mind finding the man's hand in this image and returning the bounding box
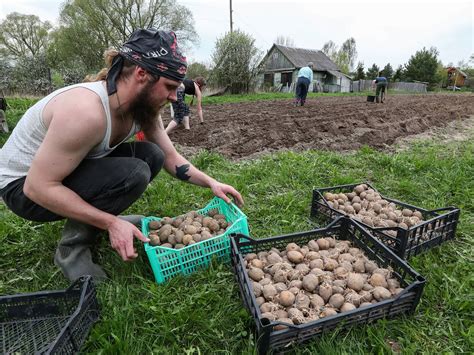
[210,181,244,207]
[107,217,150,261]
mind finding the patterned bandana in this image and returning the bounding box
[106,29,187,95]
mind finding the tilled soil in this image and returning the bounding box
[165,94,474,159]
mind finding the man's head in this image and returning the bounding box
[194,77,207,91]
[106,28,187,96]
[308,62,314,69]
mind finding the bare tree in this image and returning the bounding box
[275,35,295,47]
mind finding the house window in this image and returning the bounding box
[281,72,292,86]
[264,73,274,86]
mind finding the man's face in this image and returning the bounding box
[151,76,182,108]
[129,76,181,129]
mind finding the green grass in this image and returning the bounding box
[1,98,473,354]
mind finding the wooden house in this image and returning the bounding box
[446,67,467,87]
[257,44,352,93]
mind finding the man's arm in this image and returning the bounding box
[24,89,148,261]
[144,115,243,206]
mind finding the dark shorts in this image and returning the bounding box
[0,142,165,222]
[171,88,190,124]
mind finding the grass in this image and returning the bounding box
[1,98,473,353]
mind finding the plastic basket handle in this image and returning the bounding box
[427,206,459,214]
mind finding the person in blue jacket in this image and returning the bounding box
[294,62,314,106]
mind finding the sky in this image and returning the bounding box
[1,0,473,70]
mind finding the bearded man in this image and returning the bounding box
[0,29,243,281]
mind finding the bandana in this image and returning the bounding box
[106,29,187,95]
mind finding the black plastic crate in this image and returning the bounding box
[311,182,460,259]
[230,217,425,354]
[0,276,100,354]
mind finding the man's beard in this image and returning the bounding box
[128,80,161,131]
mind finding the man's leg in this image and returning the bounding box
[301,80,309,106]
[375,84,381,103]
[1,142,165,281]
[165,120,178,134]
[294,79,302,106]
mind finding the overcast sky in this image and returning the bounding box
[1,0,473,70]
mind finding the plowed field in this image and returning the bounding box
[165,94,474,159]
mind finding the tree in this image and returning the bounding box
[275,35,294,47]
[50,0,198,73]
[322,40,338,61]
[0,12,52,59]
[354,62,365,80]
[340,37,357,72]
[322,38,357,74]
[210,30,262,94]
[186,62,210,81]
[381,63,393,81]
[404,47,439,87]
[392,65,405,82]
[366,63,380,79]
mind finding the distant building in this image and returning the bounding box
[257,44,352,93]
[446,67,467,87]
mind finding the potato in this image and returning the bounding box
[250,259,264,269]
[373,286,392,301]
[369,273,388,288]
[286,243,300,252]
[402,208,413,217]
[340,302,356,312]
[182,234,193,245]
[318,282,333,302]
[252,282,263,297]
[354,184,366,194]
[262,284,278,301]
[278,290,296,307]
[328,294,345,309]
[317,238,330,250]
[287,250,304,264]
[158,224,172,240]
[347,273,365,292]
[148,220,161,230]
[302,274,319,292]
[320,308,337,318]
[324,192,335,201]
[161,242,173,248]
[248,267,265,281]
[190,234,201,243]
[149,234,161,246]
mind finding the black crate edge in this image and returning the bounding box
[0,276,100,354]
[311,182,460,259]
[230,217,426,354]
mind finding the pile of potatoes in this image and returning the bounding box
[147,209,230,249]
[245,237,404,329]
[321,184,424,237]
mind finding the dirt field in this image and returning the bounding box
[165,94,474,159]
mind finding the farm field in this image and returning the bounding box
[166,93,474,158]
[0,94,473,354]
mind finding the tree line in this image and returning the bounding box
[0,1,472,95]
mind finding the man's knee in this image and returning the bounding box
[143,143,165,180]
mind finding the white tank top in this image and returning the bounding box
[0,81,139,189]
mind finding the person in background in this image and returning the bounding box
[0,29,243,282]
[165,77,206,134]
[294,62,314,106]
[372,74,388,103]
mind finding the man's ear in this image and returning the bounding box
[135,66,149,83]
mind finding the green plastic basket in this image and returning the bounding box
[142,197,249,283]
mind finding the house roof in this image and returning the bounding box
[274,44,340,71]
[447,67,468,77]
